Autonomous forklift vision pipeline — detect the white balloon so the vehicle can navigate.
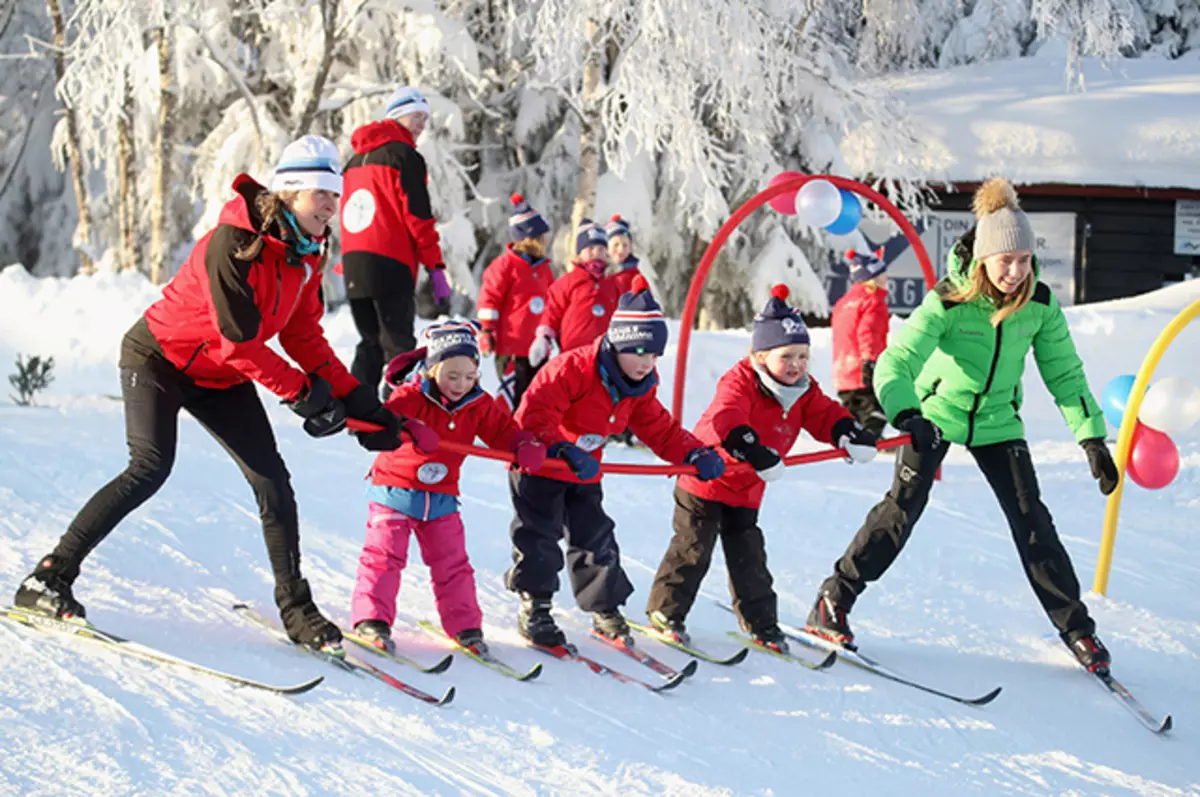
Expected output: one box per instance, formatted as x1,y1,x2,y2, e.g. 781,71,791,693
1139,376,1200,433
796,180,843,228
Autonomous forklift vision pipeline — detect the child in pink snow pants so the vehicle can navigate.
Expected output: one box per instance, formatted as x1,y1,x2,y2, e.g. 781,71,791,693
350,320,547,652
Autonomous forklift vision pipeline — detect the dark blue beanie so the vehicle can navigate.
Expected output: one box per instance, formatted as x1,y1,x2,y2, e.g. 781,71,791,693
423,320,481,366
606,275,668,356
752,284,810,352
847,247,889,284
575,217,608,254
509,193,550,242
605,214,632,242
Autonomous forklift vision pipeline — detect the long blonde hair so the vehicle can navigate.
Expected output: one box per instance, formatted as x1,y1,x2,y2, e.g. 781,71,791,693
512,236,547,260
234,189,329,271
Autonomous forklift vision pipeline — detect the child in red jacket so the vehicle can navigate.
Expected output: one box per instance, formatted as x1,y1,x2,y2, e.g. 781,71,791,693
476,194,555,410
509,276,726,648
605,215,642,295
831,248,890,437
528,219,620,367
645,285,879,652
350,321,547,654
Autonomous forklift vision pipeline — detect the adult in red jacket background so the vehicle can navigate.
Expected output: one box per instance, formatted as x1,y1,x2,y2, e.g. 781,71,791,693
475,193,554,410
12,136,400,649
340,86,452,397
831,248,891,437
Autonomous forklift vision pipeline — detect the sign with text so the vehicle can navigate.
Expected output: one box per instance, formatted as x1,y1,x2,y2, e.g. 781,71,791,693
1175,200,1200,256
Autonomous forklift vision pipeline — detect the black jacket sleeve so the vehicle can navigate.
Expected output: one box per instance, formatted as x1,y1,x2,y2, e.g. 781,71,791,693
206,225,262,343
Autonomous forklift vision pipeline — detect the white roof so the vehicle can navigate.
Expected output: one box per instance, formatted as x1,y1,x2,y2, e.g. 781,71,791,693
843,53,1200,190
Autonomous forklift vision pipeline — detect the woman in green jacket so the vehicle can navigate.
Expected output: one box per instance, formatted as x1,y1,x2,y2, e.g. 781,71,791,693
805,178,1120,673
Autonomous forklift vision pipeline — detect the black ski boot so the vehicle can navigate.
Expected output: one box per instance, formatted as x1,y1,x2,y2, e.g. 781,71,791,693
275,578,342,649
517,593,566,648
751,624,789,654
806,592,854,648
13,555,86,619
456,627,489,656
648,610,690,646
1064,629,1111,675
354,619,392,651
592,610,631,642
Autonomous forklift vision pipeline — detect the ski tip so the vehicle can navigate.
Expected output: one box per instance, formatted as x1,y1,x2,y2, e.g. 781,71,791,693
966,686,1003,706
681,659,700,679
816,650,838,670
283,675,326,695
231,603,250,611
519,663,544,682
723,647,750,666
651,670,688,693
427,654,455,674
1158,715,1173,734
436,686,456,707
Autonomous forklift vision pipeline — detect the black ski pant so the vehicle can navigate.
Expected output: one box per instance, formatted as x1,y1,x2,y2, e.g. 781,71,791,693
838,388,887,438
350,294,416,396
818,438,1094,637
52,334,304,584
647,486,776,634
504,472,633,612
494,355,539,412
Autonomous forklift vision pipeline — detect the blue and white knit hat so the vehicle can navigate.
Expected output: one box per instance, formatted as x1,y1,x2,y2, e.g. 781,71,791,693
606,275,668,356
383,86,431,122
575,217,608,255
752,284,810,352
509,193,550,241
605,214,632,241
423,320,481,366
846,247,888,284
270,135,343,195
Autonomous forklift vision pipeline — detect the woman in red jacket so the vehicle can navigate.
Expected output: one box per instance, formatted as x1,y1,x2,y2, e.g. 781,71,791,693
13,136,399,649
527,218,620,367
509,276,726,648
831,248,891,437
645,285,879,652
476,194,555,410
349,321,546,654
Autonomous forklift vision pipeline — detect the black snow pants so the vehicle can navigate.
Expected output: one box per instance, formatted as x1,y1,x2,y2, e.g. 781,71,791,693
494,355,539,412
818,438,1095,637
504,472,633,612
349,293,417,396
646,486,777,634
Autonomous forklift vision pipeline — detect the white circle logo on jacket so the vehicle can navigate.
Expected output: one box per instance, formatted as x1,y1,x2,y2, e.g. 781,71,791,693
591,304,606,317
529,296,545,314
341,189,376,234
575,434,605,452
417,463,449,484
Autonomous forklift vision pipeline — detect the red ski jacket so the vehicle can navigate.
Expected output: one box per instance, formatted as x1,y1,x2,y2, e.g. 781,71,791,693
476,244,555,357
542,266,621,354
143,175,357,401
610,258,642,296
370,379,524,496
678,358,850,508
831,282,889,392
339,121,443,297
516,338,704,484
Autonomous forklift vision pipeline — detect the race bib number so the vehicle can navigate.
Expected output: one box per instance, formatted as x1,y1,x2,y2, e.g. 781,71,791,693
575,434,605,452
530,296,545,314
591,304,606,317
417,462,449,484
341,189,377,234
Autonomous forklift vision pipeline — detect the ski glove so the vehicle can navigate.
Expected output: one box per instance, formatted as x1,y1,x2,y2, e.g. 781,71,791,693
721,424,784,481
861,360,875,388
287,375,346,438
528,326,558,368
341,384,403,451
685,447,726,481
510,430,548,472
1082,437,1119,496
479,328,496,357
548,441,600,480
831,417,878,464
429,266,452,312
893,409,943,454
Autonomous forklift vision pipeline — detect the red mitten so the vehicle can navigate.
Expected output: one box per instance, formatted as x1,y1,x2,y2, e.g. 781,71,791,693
401,418,439,453
510,430,547,472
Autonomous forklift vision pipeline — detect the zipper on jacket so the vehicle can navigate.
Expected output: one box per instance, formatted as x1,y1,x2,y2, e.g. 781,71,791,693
1011,386,1022,422
965,324,1004,447
919,378,942,403
1079,395,1091,417
272,264,282,315
181,342,207,373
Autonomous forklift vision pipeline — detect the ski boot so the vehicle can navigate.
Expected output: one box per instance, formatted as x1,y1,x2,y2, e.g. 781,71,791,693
647,610,691,646
805,592,854,649
1064,629,1111,675
13,555,86,619
354,619,393,652
275,578,342,650
517,593,567,648
455,627,489,656
750,624,789,654
591,610,631,642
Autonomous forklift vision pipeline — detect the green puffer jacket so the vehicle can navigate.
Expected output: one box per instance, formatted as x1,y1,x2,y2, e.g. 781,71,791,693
874,228,1106,448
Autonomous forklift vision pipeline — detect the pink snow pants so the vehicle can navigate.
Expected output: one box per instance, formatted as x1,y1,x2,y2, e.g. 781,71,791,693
350,502,483,637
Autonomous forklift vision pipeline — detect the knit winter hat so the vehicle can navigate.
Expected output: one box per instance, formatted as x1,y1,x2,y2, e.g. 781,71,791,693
270,135,343,195
972,178,1035,261
423,320,481,366
605,214,632,242
606,275,668,356
509,193,550,241
575,218,608,254
752,284,810,352
383,86,431,121
846,247,888,284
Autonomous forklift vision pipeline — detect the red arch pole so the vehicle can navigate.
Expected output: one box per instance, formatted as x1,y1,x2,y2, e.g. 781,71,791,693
671,175,937,422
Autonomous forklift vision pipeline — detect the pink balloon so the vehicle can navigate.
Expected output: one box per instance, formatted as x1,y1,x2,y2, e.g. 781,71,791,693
767,171,803,215
1127,422,1180,490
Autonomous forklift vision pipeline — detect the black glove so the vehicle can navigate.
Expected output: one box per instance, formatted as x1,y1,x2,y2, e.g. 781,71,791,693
286,375,346,438
721,424,782,471
343,384,403,451
1082,437,1119,496
831,416,878,463
548,441,600,480
861,360,875,388
893,409,943,454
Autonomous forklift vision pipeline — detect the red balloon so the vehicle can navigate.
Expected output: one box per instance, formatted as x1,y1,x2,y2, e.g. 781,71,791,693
767,171,803,215
1126,422,1180,490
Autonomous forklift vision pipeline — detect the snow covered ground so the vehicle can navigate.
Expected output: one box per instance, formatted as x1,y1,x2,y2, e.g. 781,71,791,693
0,266,1197,796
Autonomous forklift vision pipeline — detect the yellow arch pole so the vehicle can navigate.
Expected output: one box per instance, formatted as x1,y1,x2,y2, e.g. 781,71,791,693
1093,297,1200,595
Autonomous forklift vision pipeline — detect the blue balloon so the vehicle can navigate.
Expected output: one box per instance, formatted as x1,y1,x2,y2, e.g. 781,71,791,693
1101,374,1137,428
824,188,862,235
